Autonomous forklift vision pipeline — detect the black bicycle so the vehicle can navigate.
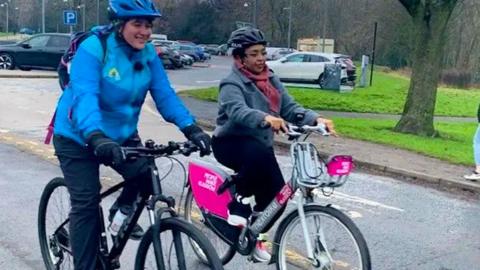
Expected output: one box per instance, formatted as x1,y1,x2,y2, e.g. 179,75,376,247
38,140,223,270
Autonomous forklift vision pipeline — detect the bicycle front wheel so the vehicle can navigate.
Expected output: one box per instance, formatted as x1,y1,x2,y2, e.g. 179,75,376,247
38,177,74,270
273,205,371,270
135,217,224,270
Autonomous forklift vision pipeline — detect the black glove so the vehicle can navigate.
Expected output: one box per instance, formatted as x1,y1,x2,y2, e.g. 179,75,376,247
181,124,211,157
87,132,125,166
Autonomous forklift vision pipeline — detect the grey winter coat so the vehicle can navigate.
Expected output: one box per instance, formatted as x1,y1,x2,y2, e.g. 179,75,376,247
213,66,319,147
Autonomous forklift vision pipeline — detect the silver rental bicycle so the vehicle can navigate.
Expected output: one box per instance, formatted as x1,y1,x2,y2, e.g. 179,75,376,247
183,124,371,270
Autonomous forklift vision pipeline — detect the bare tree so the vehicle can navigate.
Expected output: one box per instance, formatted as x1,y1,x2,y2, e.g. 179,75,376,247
394,0,459,136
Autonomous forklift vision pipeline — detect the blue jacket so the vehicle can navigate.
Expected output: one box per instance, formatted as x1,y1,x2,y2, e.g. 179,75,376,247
53,32,195,145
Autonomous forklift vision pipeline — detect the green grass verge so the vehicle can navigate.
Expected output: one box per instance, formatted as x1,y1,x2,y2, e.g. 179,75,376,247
180,71,480,117
334,117,475,165
180,69,479,164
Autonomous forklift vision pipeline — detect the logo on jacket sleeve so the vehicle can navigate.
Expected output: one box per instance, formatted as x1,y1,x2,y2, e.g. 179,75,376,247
108,67,121,80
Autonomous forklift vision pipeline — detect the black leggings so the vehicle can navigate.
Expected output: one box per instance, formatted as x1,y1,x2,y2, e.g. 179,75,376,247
53,134,150,270
212,136,286,231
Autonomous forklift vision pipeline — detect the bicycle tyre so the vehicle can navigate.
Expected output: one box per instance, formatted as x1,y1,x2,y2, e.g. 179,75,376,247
273,204,371,270
184,188,236,265
134,217,224,270
38,177,74,270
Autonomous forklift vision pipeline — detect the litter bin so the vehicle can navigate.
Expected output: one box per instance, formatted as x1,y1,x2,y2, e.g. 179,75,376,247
322,64,341,90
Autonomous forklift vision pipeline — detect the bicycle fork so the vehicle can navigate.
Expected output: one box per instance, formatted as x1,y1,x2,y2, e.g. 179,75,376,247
147,163,187,270
297,196,333,268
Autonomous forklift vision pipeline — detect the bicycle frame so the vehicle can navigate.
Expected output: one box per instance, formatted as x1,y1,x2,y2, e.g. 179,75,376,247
106,156,180,269
51,156,179,269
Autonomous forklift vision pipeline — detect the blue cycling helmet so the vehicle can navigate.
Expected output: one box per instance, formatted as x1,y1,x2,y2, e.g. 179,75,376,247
108,0,161,20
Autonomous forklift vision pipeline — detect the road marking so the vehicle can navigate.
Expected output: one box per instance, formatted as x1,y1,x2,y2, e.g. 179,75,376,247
195,80,220,84
348,210,363,218
332,191,404,212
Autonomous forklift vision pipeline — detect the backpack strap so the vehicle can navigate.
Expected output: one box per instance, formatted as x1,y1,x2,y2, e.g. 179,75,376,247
97,33,109,63
43,110,56,144
44,32,110,145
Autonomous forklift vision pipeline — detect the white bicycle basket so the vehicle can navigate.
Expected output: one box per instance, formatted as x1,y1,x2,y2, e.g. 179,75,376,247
292,142,354,188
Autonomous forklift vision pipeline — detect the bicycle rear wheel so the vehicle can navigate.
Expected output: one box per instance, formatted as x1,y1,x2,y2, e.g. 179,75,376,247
38,177,74,270
273,205,371,270
184,188,236,265
135,217,224,270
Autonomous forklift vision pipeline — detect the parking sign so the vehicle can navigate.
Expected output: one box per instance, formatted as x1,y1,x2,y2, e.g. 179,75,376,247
63,10,77,25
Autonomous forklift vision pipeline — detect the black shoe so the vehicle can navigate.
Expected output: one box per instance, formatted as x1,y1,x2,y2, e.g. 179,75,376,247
227,195,252,226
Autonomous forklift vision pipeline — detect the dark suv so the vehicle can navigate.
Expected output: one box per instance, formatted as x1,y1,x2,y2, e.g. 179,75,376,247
0,33,70,70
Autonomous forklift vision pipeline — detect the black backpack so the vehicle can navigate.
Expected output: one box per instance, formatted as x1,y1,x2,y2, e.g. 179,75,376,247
44,25,113,144
57,25,113,90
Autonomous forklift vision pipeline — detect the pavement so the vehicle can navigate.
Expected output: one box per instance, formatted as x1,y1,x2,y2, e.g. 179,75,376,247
1,68,479,194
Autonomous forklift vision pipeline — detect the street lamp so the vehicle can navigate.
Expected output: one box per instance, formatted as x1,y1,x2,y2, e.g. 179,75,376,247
243,0,257,27
78,4,86,31
41,0,45,32
0,2,9,34
96,0,100,25
283,0,293,49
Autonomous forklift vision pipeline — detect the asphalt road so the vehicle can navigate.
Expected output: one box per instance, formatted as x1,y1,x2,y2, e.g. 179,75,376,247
0,59,479,269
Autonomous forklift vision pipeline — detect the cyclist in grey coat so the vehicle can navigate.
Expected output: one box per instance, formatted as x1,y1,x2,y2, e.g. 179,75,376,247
212,27,336,263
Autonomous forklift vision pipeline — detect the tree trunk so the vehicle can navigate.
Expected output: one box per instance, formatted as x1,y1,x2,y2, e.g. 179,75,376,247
394,1,457,137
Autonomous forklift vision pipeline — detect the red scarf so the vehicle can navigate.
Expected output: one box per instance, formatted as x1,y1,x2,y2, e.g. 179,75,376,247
235,58,280,114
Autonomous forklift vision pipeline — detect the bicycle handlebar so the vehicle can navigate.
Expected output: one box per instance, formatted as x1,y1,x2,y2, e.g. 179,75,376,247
286,123,330,137
122,140,199,159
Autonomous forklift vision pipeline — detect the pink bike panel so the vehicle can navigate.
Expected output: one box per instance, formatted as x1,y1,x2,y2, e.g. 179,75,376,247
188,161,232,219
327,155,354,176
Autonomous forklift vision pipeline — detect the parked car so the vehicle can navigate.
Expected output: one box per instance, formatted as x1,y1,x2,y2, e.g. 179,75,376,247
0,33,69,70
217,44,228,56
267,52,354,88
193,45,207,61
19,27,35,35
201,44,220,55
154,46,173,68
180,54,194,66
155,45,183,69
266,47,297,60
173,44,200,61
271,48,297,60
151,39,177,47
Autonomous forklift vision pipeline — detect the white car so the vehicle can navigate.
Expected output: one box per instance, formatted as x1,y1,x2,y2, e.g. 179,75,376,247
266,47,297,60
267,52,349,88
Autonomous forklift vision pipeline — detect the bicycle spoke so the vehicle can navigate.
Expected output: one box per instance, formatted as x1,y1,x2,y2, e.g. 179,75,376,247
40,179,75,270
138,219,221,270
278,207,366,270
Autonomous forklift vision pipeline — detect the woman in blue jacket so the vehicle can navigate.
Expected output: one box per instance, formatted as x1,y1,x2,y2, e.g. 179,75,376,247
52,1,210,269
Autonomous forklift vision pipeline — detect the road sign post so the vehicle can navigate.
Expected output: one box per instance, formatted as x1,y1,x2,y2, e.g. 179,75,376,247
63,10,77,33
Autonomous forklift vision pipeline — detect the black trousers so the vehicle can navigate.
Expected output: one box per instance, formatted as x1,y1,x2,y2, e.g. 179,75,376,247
53,134,150,270
212,136,286,232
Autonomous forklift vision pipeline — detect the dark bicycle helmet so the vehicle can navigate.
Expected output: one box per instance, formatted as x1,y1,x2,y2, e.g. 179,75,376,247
227,27,267,50
108,0,161,20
